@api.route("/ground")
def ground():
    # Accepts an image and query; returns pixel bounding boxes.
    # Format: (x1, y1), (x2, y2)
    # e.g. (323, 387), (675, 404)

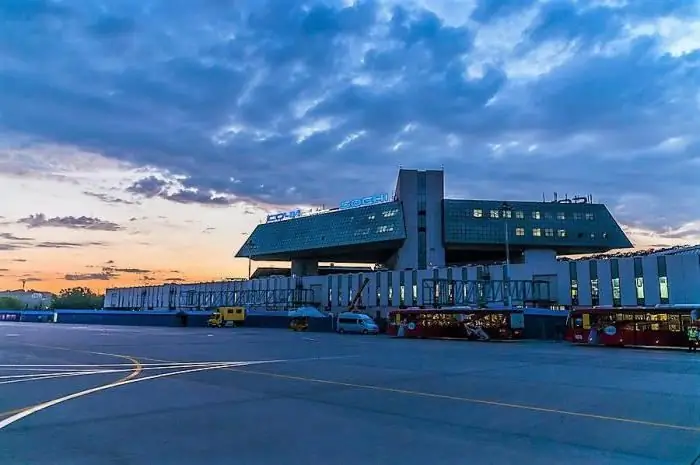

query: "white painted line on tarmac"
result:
(0, 359), (289, 431)
(0, 362), (254, 382)
(0, 361), (258, 385)
(0, 361), (240, 368)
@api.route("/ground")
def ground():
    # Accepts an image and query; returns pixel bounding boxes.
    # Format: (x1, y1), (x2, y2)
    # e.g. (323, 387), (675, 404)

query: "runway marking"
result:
(225, 368), (700, 434)
(0, 343), (143, 420)
(0, 360), (283, 430)
(0, 362), (235, 368)
(126, 353), (700, 433)
(0, 362), (241, 383)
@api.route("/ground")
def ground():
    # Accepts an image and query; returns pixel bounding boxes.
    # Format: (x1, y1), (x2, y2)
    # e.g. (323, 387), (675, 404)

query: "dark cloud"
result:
(110, 267), (150, 274)
(0, 233), (32, 241)
(64, 272), (114, 281)
(83, 191), (137, 205)
(34, 241), (105, 248)
(127, 176), (237, 206)
(165, 277), (185, 282)
(18, 214), (122, 231)
(12, 258), (27, 262)
(0, 1), (699, 234)
(69, 264), (151, 282)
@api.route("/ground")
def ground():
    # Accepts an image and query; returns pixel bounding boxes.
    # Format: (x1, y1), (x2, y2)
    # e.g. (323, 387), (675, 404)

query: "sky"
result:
(0, 0), (699, 293)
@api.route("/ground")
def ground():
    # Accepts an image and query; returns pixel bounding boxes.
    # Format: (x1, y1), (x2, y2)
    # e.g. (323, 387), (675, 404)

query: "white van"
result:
(336, 312), (379, 334)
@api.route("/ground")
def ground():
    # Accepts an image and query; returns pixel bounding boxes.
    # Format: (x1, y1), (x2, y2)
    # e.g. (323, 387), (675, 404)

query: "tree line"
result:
(0, 287), (104, 310)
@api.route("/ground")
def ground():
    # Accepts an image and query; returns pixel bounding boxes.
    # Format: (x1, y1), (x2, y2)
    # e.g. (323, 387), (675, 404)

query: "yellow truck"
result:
(207, 307), (246, 327)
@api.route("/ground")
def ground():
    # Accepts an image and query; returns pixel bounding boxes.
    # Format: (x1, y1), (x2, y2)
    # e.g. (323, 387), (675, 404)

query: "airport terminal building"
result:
(105, 170), (700, 311)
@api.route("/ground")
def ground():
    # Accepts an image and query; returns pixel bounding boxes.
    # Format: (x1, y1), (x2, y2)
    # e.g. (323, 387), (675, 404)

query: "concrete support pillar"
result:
(291, 259), (319, 277)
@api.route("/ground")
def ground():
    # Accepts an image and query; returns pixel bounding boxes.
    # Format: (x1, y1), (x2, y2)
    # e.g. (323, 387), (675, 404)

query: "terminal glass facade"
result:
(443, 199), (632, 253)
(237, 201), (406, 259)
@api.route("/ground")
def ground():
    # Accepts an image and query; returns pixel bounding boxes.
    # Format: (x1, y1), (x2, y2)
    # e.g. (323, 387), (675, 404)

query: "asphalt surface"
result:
(0, 322), (698, 465)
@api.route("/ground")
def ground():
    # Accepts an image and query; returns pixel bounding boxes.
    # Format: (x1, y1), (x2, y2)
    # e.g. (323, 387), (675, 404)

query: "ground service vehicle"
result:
(566, 305), (700, 349)
(336, 312), (379, 334)
(387, 307), (525, 340)
(207, 306), (246, 327)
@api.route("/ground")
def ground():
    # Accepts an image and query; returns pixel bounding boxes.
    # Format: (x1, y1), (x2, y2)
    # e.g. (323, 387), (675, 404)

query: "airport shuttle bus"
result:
(387, 307), (525, 341)
(566, 305), (700, 349)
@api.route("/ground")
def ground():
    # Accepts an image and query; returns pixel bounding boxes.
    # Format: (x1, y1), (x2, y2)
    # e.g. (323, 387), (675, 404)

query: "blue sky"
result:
(0, 0), (699, 290)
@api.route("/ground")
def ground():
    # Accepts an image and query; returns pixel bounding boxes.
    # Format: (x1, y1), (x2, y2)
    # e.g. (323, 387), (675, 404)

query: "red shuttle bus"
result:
(387, 307), (524, 341)
(566, 305), (700, 349)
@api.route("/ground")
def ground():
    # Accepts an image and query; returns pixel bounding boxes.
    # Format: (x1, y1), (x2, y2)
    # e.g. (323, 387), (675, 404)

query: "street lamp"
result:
(247, 241), (256, 280)
(500, 202), (512, 307)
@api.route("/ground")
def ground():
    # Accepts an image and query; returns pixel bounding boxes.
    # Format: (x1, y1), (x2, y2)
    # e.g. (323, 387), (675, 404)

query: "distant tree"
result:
(51, 287), (104, 310)
(0, 297), (24, 310)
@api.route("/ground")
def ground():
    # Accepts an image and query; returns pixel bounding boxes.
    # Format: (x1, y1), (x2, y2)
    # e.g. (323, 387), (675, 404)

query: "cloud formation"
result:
(17, 214), (121, 231)
(127, 176), (236, 206)
(0, 0), (699, 237)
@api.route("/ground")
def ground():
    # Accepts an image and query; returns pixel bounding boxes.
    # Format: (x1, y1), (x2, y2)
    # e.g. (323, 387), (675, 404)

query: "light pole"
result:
(247, 241), (256, 280)
(501, 202), (512, 307)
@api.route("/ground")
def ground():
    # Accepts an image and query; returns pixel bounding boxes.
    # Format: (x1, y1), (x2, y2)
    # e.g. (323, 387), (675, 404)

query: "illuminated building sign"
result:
(339, 193), (389, 210)
(266, 209), (302, 223)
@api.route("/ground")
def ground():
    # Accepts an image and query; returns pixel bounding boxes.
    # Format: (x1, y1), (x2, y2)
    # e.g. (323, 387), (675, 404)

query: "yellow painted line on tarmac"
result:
(134, 354), (700, 434)
(0, 343), (142, 420)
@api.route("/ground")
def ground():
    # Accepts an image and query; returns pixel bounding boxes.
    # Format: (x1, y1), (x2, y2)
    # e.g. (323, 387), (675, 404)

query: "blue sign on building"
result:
(266, 209), (302, 223)
(339, 193), (389, 210)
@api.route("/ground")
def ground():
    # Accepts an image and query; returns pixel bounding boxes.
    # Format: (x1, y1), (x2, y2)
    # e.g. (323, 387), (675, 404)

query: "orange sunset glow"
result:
(1, 146), (697, 295)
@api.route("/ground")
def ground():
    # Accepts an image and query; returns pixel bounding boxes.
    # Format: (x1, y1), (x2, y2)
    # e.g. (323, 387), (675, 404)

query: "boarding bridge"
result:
(421, 279), (554, 307)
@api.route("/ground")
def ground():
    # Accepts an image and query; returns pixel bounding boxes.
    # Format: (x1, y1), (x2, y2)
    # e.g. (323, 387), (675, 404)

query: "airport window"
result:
(635, 277), (645, 302)
(515, 211), (524, 219)
(412, 270), (418, 305)
(612, 277), (621, 307)
(515, 227), (525, 236)
(490, 210), (499, 218)
(544, 228), (554, 237)
(570, 280), (579, 305)
(590, 233), (596, 239)
(544, 212), (553, 220)
(573, 212), (583, 220)
(602, 232), (608, 239)
(659, 276), (669, 302)
(532, 228), (542, 237)
(473, 209), (483, 218)
(502, 210), (512, 218)
(532, 211), (541, 220)
(377, 225), (394, 233)
(590, 279), (600, 306)
(368, 214), (375, 220)
(557, 229), (567, 237)
(557, 212), (565, 220)
(585, 212), (595, 220)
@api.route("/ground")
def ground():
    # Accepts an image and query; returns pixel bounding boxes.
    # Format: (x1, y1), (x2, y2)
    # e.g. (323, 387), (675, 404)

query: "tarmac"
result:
(0, 322), (698, 465)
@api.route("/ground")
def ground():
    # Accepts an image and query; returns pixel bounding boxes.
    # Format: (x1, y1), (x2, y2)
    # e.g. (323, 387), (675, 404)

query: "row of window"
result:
(513, 227), (609, 239)
(472, 209), (595, 221)
(570, 276), (669, 306)
(367, 208), (400, 220)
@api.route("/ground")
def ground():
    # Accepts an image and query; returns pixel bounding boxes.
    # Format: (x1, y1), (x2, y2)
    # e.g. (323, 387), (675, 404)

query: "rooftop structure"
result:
(236, 169), (633, 276)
